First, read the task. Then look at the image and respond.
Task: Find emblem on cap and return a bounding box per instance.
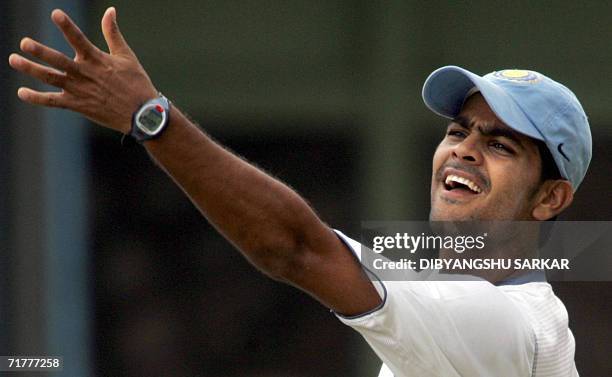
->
[494,69,541,83]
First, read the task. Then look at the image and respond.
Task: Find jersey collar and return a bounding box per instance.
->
[496,270,547,286]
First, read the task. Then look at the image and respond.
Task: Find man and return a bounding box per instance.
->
[9,7,590,377]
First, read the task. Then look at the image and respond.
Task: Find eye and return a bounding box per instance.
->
[490,141,514,154]
[447,129,466,138]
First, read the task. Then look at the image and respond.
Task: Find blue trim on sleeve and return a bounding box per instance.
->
[332,230,388,320]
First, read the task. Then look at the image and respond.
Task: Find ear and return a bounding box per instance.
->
[531,180,574,220]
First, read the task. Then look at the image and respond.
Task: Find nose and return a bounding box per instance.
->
[452,134,483,164]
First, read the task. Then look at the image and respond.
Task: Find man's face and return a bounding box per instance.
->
[430,93,543,221]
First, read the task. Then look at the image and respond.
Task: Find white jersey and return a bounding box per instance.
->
[333,230,579,377]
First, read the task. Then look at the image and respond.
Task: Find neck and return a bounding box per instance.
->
[437,223,541,284]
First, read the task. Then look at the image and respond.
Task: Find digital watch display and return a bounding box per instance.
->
[130,94,171,142]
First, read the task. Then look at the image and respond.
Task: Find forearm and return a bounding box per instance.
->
[10,8,383,314]
[144,106,326,277]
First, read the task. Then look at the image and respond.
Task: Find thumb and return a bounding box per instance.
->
[101,7,132,55]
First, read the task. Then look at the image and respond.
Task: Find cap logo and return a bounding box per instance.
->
[557,143,571,162]
[494,69,541,83]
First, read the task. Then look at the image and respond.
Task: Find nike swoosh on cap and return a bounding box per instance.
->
[557,143,571,162]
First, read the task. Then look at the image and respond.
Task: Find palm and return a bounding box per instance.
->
[8,7,158,134]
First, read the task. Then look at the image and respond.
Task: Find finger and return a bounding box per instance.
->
[51,9,100,59]
[9,53,68,89]
[19,37,79,75]
[17,87,67,109]
[101,7,133,56]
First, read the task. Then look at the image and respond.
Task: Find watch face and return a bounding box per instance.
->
[137,104,166,135]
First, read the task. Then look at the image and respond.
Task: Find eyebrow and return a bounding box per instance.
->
[451,115,526,150]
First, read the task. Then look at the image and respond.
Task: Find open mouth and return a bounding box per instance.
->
[443,174,483,194]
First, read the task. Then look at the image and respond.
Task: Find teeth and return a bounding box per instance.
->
[445,174,482,193]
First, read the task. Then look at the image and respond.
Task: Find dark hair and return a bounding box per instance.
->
[535,140,563,182]
[535,140,563,225]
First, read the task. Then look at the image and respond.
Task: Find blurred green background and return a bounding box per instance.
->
[2,1,611,376]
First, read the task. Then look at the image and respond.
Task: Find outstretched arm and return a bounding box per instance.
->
[8,8,381,316]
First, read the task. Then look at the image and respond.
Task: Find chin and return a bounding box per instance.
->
[429,202,502,221]
[430,213,474,222]
[429,208,472,221]
[429,198,477,221]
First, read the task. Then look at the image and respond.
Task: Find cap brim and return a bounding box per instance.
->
[422,66,545,141]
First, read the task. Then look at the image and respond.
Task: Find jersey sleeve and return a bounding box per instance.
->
[332,230,535,377]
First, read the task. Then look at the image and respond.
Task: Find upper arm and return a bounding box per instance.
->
[279,224,383,317]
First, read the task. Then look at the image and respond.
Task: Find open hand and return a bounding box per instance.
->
[8,7,158,134]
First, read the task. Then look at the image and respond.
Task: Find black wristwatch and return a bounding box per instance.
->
[130,94,171,142]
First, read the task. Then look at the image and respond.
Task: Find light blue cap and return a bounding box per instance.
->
[422,66,592,190]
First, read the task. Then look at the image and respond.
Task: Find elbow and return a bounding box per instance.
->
[241,199,326,283]
[249,240,312,284]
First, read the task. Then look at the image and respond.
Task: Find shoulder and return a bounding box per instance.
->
[331,231,536,375]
